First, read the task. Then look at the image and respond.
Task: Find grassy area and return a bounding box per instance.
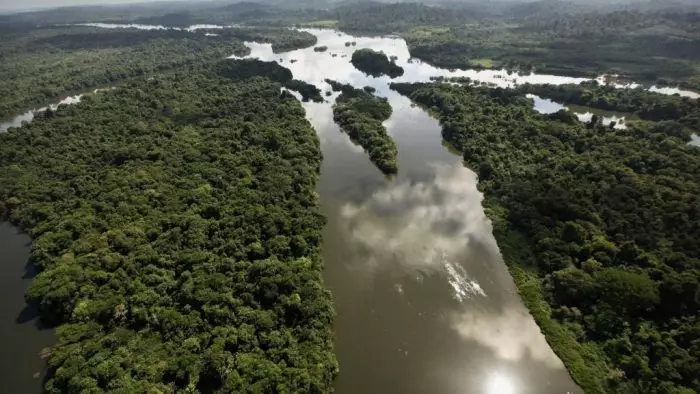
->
[302,20,339,28]
[469,58,495,68]
[407,25,451,38]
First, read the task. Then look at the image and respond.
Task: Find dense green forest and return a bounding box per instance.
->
[0,25,316,120]
[0,26,246,120]
[391,81,700,393]
[401,7,700,88]
[350,48,404,79]
[214,58,323,103]
[0,61,338,392]
[3,0,700,90]
[327,79,398,174]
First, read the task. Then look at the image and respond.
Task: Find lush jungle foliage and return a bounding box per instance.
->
[402,8,700,88]
[0,62,338,393]
[391,82,700,394]
[327,79,398,175]
[0,25,317,120]
[210,28,317,53]
[0,26,248,120]
[214,58,323,103]
[350,48,404,79]
[4,0,700,89]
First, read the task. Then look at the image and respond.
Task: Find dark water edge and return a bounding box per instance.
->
[0,222,54,393]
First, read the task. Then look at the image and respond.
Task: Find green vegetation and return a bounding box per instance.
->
[392,81,700,393]
[401,8,700,88]
[214,28,317,53]
[332,2,469,34]
[4,0,700,88]
[313,46,328,52]
[0,60,338,392]
[302,20,339,28]
[0,26,248,120]
[213,58,323,103]
[350,48,404,79]
[327,79,398,174]
[0,25,317,120]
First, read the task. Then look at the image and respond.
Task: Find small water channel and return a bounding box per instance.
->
[0,88,113,133]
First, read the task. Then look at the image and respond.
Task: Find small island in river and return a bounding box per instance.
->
[351,48,404,79]
[326,79,398,174]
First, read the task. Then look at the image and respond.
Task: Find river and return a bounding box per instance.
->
[238,29,584,393]
[0,223,54,393]
[1,25,697,393]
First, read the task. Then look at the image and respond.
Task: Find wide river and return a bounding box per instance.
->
[240,29,584,393]
[2,26,699,393]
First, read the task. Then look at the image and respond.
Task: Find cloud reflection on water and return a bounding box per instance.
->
[450,306,565,369]
[339,163,495,299]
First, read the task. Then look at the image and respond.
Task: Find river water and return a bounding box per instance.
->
[238,29,583,393]
[0,223,54,393]
[2,25,698,393]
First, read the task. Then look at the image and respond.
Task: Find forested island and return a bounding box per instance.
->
[391,81,700,393]
[350,49,404,79]
[327,79,398,174]
[0,59,338,392]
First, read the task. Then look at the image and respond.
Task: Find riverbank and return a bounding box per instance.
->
[392,81,700,393]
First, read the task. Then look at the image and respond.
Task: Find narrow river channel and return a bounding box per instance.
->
[1,25,698,393]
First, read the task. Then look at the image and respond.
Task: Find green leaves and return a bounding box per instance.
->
[350,48,404,79]
[0,68,336,392]
[329,81,399,175]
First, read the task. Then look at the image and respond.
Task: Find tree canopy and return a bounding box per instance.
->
[0,62,338,393]
[350,48,404,79]
[327,79,398,175]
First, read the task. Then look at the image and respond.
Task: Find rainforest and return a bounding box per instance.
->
[1,1,699,393]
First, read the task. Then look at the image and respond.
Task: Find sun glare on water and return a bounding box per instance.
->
[485,372,516,394]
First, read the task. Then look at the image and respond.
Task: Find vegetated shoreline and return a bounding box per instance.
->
[0,60,338,392]
[393,93,612,393]
[350,48,404,79]
[391,81,700,393]
[327,79,398,175]
[388,88,605,392]
[0,25,320,121]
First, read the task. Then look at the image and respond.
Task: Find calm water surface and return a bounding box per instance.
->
[0,223,54,393]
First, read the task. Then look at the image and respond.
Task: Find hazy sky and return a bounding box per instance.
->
[0,0,185,12]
